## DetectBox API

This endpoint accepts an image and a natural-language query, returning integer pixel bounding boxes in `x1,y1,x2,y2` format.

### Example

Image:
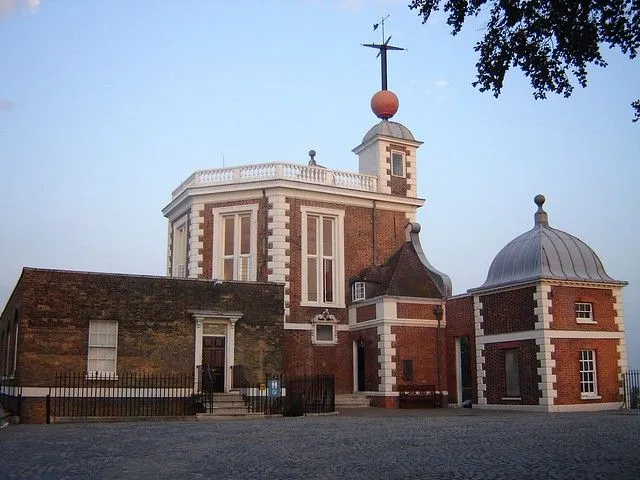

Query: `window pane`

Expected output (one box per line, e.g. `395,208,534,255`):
308,258,318,302
316,324,333,342
307,216,317,255
224,217,234,255
323,217,333,256
240,214,251,255
223,258,234,280
324,258,333,303
238,256,250,281
505,349,520,397
392,152,404,176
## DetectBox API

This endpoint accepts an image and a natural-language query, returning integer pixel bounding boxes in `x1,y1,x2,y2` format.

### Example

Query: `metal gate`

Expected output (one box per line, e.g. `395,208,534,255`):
622,370,640,409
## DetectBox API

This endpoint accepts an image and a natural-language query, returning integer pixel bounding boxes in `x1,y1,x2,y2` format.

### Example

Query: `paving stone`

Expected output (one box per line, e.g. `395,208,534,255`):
0,410,639,479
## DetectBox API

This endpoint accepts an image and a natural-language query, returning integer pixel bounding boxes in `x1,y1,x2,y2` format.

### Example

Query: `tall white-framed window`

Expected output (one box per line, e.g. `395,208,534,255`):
87,320,118,377
213,205,258,281
172,216,188,278
391,151,405,177
575,302,594,323
352,282,366,302
579,350,598,399
301,206,345,307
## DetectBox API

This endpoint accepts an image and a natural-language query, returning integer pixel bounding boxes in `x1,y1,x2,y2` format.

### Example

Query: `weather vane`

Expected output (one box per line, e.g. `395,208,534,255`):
362,15,405,91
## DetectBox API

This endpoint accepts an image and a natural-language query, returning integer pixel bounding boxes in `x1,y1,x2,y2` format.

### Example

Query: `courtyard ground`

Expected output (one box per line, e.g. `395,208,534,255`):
1,409,638,479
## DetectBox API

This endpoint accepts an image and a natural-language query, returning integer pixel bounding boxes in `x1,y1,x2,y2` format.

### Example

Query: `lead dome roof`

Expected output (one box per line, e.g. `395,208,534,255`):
362,120,415,144
472,195,626,291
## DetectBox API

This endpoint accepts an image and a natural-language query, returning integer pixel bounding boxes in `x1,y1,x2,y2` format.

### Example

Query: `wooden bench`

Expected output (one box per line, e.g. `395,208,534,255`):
398,384,441,408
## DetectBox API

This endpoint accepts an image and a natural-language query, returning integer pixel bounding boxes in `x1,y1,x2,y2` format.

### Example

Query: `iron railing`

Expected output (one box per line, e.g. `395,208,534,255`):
47,372,195,421
0,377,22,419
240,374,335,416
622,370,640,409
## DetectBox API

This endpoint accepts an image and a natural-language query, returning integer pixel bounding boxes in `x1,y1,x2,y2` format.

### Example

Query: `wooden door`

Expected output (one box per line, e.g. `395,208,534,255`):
202,336,225,392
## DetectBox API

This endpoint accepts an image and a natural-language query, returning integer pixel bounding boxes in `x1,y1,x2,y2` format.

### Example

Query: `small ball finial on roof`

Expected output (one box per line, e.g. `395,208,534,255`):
371,90,399,119
534,194,549,226
308,149,317,166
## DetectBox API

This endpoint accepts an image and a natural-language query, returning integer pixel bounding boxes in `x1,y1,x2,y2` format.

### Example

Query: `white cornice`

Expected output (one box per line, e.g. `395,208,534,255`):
350,318,446,331
478,329,626,344
163,182,424,218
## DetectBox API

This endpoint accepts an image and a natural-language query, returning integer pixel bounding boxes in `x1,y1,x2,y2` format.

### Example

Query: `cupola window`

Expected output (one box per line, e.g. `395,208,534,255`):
391,151,405,177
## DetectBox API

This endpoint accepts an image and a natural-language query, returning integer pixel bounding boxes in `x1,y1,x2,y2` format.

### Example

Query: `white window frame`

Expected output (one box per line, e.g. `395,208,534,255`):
212,204,258,281
579,350,599,399
575,302,594,323
87,320,119,378
391,150,405,178
301,206,345,308
311,310,338,346
352,282,366,302
172,215,188,278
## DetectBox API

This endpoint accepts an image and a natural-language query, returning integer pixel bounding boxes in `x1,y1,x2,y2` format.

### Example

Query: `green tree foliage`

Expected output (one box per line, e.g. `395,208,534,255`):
409,0,640,121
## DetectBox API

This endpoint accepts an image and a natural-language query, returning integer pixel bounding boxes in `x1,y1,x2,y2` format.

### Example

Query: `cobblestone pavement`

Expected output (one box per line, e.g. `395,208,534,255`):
1,409,639,479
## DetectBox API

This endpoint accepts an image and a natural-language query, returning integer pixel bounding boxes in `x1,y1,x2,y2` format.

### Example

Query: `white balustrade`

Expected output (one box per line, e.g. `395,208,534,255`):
171,162,377,199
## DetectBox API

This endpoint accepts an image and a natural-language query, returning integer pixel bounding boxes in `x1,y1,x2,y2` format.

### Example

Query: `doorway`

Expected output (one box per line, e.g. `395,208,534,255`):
455,336,473,405
202,336,225,393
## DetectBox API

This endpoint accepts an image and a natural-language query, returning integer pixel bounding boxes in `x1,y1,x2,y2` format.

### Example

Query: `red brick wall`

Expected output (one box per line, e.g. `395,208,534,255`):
8,269,284,388
0,283,21,377
356,304,376,323
392,326,447,393
445,295,476,404
19,398,47,424
484,340,540,405
282,330,353,393
397,303,438,320
550,286,617,331
481,287,537,335
552,338,621,405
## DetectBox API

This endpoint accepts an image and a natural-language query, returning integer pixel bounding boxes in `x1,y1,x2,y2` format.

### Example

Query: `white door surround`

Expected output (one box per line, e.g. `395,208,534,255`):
191,310,243,393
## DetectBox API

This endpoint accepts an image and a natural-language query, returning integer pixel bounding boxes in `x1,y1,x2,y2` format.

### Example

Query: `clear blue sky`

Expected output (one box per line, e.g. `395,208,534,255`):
1,1,639,366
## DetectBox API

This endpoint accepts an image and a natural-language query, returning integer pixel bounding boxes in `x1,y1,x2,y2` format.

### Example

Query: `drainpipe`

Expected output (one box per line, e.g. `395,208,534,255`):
433,304,443,404
372,200,377,265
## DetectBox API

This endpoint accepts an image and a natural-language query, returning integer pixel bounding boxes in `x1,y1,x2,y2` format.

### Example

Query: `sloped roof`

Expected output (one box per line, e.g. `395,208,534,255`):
362,120,415,144
356,223,452,300
472,195,626,291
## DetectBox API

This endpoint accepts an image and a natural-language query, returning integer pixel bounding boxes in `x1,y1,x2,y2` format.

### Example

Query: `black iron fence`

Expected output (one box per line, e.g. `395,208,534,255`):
45,370,334,421
0,377,22,419
47,372,195,421
241,374,335,416
622,370,640,409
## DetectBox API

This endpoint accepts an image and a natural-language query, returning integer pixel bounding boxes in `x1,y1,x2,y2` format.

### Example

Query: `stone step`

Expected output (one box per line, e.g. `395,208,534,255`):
208,400,247,408
206,406,251,415
335,394,371,409
196,412,264,421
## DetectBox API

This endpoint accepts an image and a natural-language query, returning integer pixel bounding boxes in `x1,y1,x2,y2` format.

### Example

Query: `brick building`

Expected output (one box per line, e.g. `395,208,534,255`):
0,55,629,421
0,269,284,422
445,195,628,411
